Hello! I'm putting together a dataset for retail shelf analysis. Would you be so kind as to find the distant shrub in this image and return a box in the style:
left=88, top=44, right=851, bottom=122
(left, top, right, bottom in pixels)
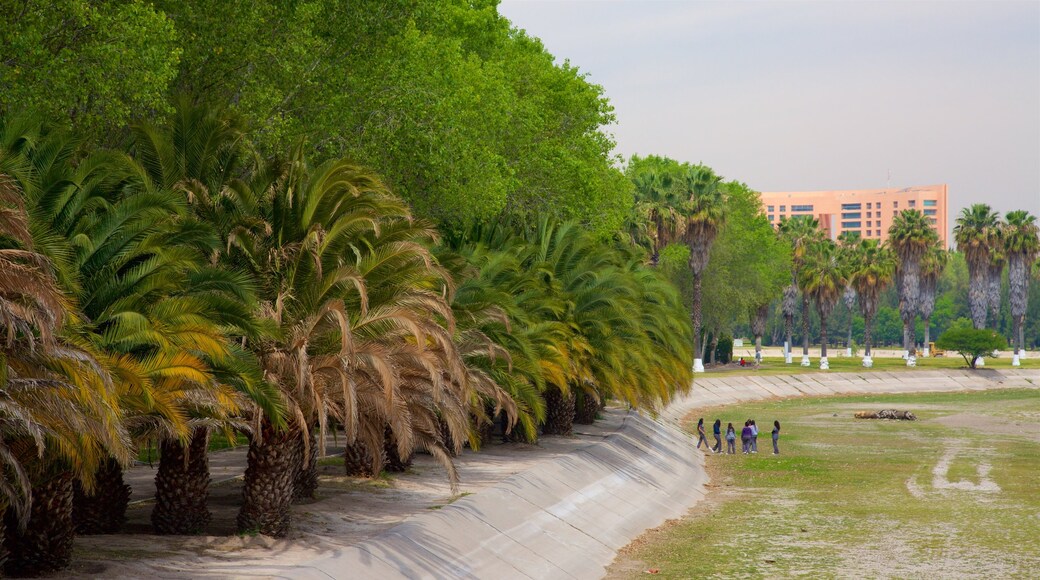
left=935, top=328, right=1007, bottom=369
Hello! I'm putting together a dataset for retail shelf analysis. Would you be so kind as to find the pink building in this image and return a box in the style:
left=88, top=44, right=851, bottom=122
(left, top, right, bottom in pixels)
left=759, top=185, right=949, bottom=248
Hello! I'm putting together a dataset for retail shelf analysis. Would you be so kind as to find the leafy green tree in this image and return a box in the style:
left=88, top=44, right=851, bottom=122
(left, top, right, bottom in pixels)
left=935, top=327, right=1007, bottom=369
left=0, top=0, right=181, bottom=143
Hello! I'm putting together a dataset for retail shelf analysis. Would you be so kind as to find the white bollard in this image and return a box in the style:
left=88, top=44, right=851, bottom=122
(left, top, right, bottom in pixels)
left=820, top=357, right=829, bottom=370
left=845, top=347, right=852, bottom=357
left=693, top=358, right=705, bottom=373
left=1013, top=354, right=1021, bottom=367
left=784, top=341, right=792, bottom=364
left=862, top=355, right=873, bottom=368
left=923, top=347, right=930, bottom=357
left=907, top=355, right=916, bottom=367
left=902, top=350, right=909, bottom=360
left=976, top=357, right=985, bottom=367
left=800, top=355, right=811, bottom=367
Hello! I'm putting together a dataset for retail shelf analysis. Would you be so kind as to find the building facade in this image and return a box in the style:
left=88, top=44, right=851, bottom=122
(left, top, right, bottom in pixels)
left=759, top=185, right=949, bottom=248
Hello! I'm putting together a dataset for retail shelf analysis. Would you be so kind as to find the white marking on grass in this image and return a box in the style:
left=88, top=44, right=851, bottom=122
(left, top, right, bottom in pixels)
left=906, top=441, right=1001, bottom=498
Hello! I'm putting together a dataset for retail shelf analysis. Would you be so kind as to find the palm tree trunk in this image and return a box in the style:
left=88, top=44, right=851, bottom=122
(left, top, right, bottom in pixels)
left=784, top=313, right=793, bottom=363
left=343, top=439, right=377, bottom=477
left=847, top=321, right=854, bottom=356
left=152, top=427, right=211, bottom=535
left=708, top=333, right=719, bottom=365
left=542, top=386, right=575, bottom=435
left=3, top=468, right=75, bottom=576
left=819, top=313, right=829, bottom=369
left=73, top=457, right=131, bottom=534
left=863, top=311, right=874, bottom=367
left=801, top=296, right=811, bottom=365
left=755, top=335, right=762, bottom=362
left=293, top=428, right=319, bottom=501
left=969, top=266, right=988, bottom=329
left=692, top=273, right=704, bottom=372
left=237, top=419, right=300, bottom=538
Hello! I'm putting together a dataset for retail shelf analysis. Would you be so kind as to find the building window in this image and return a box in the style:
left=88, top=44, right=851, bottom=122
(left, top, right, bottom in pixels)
left=841, top=221, right=862, bottom=229
left=924, top=209, right=937, bottom=216
left=767, top=205, right=775, bottom=212
left=893, top=211, right=898, bottom=217
left=923, top=199, right=937, bottom=207
left=768, top=215, right=775, bottom=221
left=791, top=204, right=813, bottom=212
left=867, top=202, right=872, bottom=209
left=928, top=218, right=937, bottom=224
left=909, top=200, right=917, bottom=208
left=780, top=205, right=786, bottom=212
left=842, top=212, right=861, bottom=219
left=893, top=201, right=899, bottom=208
left=876, top=230, right=881, bottom=236
left=867, top=221, right=872, bottom=227
left=841, top=203, right=862, bottom=211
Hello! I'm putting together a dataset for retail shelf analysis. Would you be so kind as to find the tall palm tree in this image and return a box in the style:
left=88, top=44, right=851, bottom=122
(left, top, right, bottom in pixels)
left=676, top=167, right=725, bottom=372
left=889, top=210, right=938, bottom=366
left=919, top=242, right=948, bottom=357
left=778, top=216, right=824, bottom=366
left=1004, top=210, right=1039, bottom=365
left=750, top=303, right=769, bottom=363
left=954, top=204, right=1001, bottom=330
left=987, top=236, right=1006, bottom=332
left=799, top=240, right=846, bottom=369
left=849, top=239, right=897, bottom=367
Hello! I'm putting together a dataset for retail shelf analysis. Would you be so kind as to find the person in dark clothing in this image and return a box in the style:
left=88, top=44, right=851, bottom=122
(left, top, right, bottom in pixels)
left=696, top=418, right=714, bottom=453
left=772, top=420, right=781, bottom=454
left=726, top=423, right=736, bottom=454
left=712, top=419, right=722, bottom=453
left=741, top=421, right=752, bottom=454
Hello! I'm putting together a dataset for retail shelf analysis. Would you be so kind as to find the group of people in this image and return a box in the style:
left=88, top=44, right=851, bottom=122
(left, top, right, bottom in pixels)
left=696, top=418, right=780, bottom=455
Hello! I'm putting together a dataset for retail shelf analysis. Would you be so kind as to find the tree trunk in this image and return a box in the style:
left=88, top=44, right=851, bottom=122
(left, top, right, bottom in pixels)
left=1018, top=316, right=1026, bottom=355
left=237, top=419, right=300, bottom=538
left=820, top=313, right=829, bottom=360
left=801, top=296, right=811, bottom=356
left=574, top=389, right=599, bottom=425
left=293, top=429, right=319, bottom=501
left=708, top=333, right=719, bottom=365
left=784, top=313, right=793, bottom=362
left=3, top=469, right=74, bottom=577
left=755, top=335, right=763, bottom=362
left=864, top=312, right=874, bottom=357
left=152, top=427, right=211, bottom=535
left=969, top=266, right=988, bottom=329
left=847, top=321, right=853, bottom=352
left=343, top=439, right=377, bottom=477
left=692, top=273, right=703, bottom=369
left=383, top=428, right=413, bottom=473
left=542, top=386, right=575, bottom=435
left=73, top=457, right=130, bottom=534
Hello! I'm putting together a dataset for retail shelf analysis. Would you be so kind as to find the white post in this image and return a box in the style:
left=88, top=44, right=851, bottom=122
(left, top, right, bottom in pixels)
left=862, top=355, right=873, bottom=368
left=800, top=354, right=811, bottom=367
left=906, top=354, right=916, bottom=367
left=845, top=347, right=852, bottom=357
left=1013, top=353, right=1021, bottom=366
left=923, top=347, right=930, bottom=357
left=693, top=358, right=705, bottom=373
left=819, top=356, right=829, bottom=370
left=976, top=356, right=985, bottom=367
left=784, top=341, right=792, bottom=364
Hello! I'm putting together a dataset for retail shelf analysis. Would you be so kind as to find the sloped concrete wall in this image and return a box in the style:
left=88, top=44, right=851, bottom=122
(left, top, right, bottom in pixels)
left=282, top=368, right=1036, bottom=580
left=283, top=411, right=705, bottom=580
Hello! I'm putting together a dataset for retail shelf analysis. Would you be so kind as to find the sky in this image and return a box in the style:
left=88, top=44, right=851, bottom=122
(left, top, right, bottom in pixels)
left=498, top=0, right=1040, bottom=232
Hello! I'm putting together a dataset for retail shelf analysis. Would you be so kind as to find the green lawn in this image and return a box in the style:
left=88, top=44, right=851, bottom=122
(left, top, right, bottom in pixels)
left=610, top=389, right=1040, bottom=578
left=702, top=354, right=1040, bottom=378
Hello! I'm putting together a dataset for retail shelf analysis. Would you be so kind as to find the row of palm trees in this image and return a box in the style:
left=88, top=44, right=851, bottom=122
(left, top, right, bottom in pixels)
left=775, top=204, right=1038, bottom=369
left=0, top=104, right=693, bottom=575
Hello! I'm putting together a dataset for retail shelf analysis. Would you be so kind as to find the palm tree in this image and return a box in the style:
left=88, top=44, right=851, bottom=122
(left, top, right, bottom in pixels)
left=675, top=166, right=725, bottom=372
left=919, top=242, right=948, bottom=357
left=1004, top=210, right=1040, bottom=365
left=987, top=237, right=1006, bottom=332
left=889, top=210, right=938, bottom=366
left=849, top=239, right=897, bottom=367
left=799, top=240, right=846, bottom=369
left=778, top=216, right=824, bottom=366
left=1, top=165, right=130, bottom=575
left=954, top=204, right=1001, bottom=330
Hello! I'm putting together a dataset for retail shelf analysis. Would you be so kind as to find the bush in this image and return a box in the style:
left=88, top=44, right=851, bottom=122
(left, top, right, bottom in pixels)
left=935, top=328, right=1007, bottom=369
left=716, top=336, right=733, bottom=364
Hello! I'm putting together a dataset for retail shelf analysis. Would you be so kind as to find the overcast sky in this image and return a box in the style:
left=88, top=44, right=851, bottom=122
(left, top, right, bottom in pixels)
left=498, top=0, right=1040, bottom=228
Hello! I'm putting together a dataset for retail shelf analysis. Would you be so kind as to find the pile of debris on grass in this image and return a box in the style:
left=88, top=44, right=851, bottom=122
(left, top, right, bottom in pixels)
left=854, top=409, right=917, bottom=420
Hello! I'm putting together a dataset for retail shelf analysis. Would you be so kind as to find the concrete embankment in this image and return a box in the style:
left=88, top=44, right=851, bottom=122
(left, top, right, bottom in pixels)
left=283, top=368, right=1037, bottom=579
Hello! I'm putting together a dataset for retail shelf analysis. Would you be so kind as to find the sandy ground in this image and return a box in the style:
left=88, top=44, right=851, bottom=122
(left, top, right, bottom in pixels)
left=62, top=411, right=629, bottom=578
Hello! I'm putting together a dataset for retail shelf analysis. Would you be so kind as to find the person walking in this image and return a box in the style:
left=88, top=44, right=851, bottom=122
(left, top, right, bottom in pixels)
left=726, top=423, right=736, bottom=454
left=741, top=421, right=752, bottom=454
left=696, top=418, right=714, bottom=453
left=750, top=419, right=759, bottom=453
left=772, top=420, right=781, bottom=455
left=712, top=419, right=722, bottom=453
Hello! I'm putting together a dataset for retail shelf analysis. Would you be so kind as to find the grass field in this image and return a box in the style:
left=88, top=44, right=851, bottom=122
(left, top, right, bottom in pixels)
left=702, top=355, right=1040, bottom=378
left=608, top=388, right=1040, bottom=578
